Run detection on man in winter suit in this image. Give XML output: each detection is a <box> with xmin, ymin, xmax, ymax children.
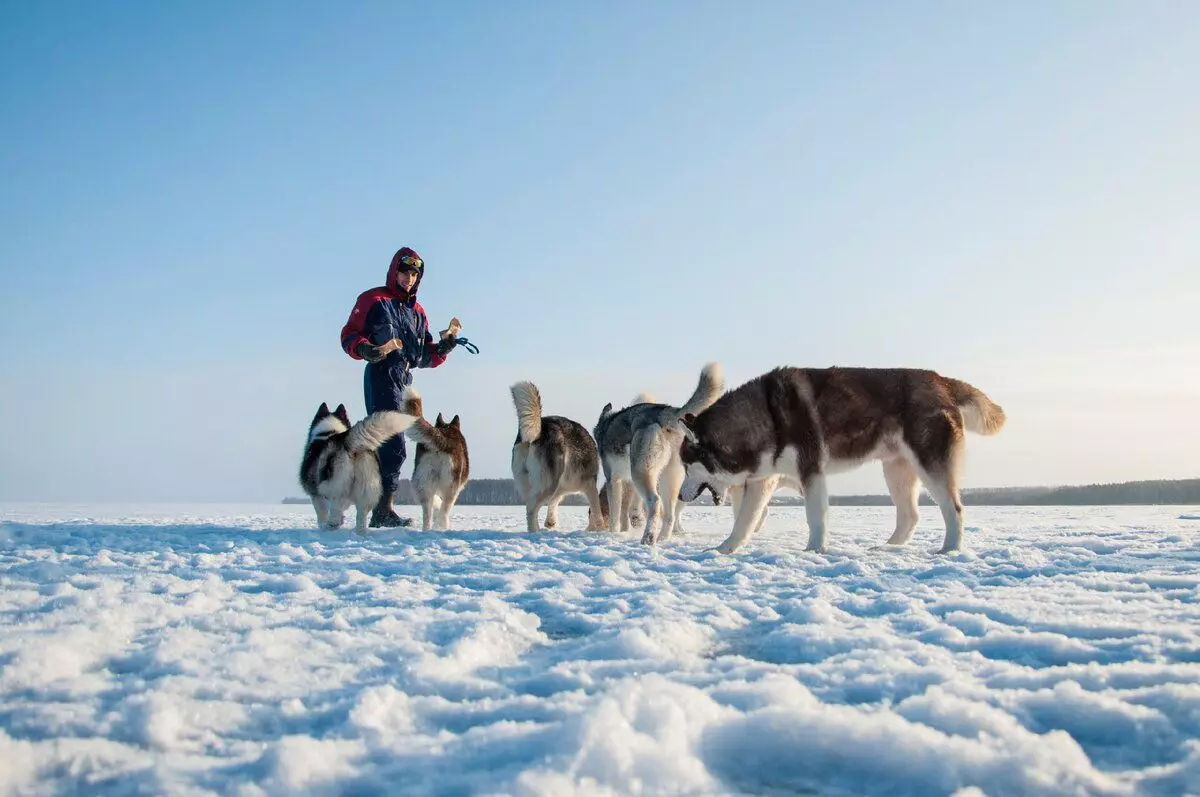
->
<box><xmin>341</xmin><ymin>247</ymin><xmax>456</xmax><ymax>527</ymax></box>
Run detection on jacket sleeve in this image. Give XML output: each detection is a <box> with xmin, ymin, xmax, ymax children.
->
<box><xmin>413</xmin><ymin>303</ymin><xmax>447</xmax><ymax>369</ymax></box>
<box><xmin>340</xmin><ymin>291</ymin><xmax>377</xmax><ymax>359</ymax></box>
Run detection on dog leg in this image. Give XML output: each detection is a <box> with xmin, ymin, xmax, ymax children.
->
<box><xmin>883</xmin><ymin>458</ymin><xmax>921</xmax><ymax>545</ymax></box>
<box><xmin>440</xmin><ymin>488</ymin><xmax>462</xmax><ymax>531</ymax></box>
<box><xmin>433</xmin><ymin>494</ymin><xmax>449</xmax><ymax>531</ymax></box>
<box><xmin>634</xmin><ymin>464</ymin><xmax>664</xmax><ymax>546</ymax></box>
<box><xmin>625</xmin><ymin>488</ymin><xmax>643</xmax><ymax>528</ymax></box>
<box><xmin>802</xmin><ymin>472</ymin><xmax>830</xmax><ymax>553</ymax></box>
<box><xmin>527</xmin><ymin>484</ymin><xmax>559</xmax><ymax>531</ymax></box>
<box><xmin>420</xmin><ymin>494</ymin><xmax>435</xmax><ymax>532</ymax></box>
<box><xmin>607</xmin><ymin>478</ymin><xmax>626</xmax><ymax>535</ymax></box>
<box><xmin>717</xmin><ymin>477</ymin><xmax>773</xmax><ymax>554</ymax></box>
<box><xmin>728</xmin><ymin>483</ymin><xmax>744</xmax><ymax>519</ymax></box>
<box><xmin>750</xmin><ymin>475</ymin><xmax>779</xmax><ymax>538</ymax></box>
<box><xmin>583</xmin><ymin>482</ymin><xmax>606</xmax><ymax>531</ymax></box>
<box><xmin>920</xmin><ymin>468</ymin><xmax>965</xmax><ymax>553</ymax></box>
<box><xmin>544</xmin><ymin>496</ymin><xmax>561</xmax><ymax>529</ymax></box>
<box><xmin>352</xmin><ymin>499</ymin><xmax>371</xmax><ymax>534</ymax></box>
<box><xmin>637</xmin><ymin>474</ymin><xmax>661</xmax><ymax>546</ymax></box>
<box><xmin>659</xmin><ymin>459</ymin><xmax>686</xmax><ymax>541</ymax></box>
<box><xmin>525</xmin><ymin>499</ymin><xmax>541</xmax><ymax>532</ymax></box>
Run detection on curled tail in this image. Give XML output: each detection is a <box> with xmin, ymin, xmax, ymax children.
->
<box><xmin>401</xmin><ymin>386</ymin><xmax>451</xmax><ymax>451</ymax></box>
<box><xmin>674</xmin><ymin>362</ymin><xmax>724</xmax><ymax>421</ymax></box>
<box><xmin>510</xmin><ymin>381</ymin><xmax>543</xmax><ymax>444</ymax></box>
<box><xmin>946</xmin><ymin>377</ymin><xmax>1006</xmax><ymax>436</ymax></box>
<box><xmin>347</xmin><ymin>410</ymin><xmax>417</xmax><ymax>454</ymax></box>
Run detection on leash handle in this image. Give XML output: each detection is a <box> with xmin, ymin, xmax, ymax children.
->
<box><xmin>452</xmin><ymin>336</ymin><xmax>480</xmax><ymax>354</ymax></box>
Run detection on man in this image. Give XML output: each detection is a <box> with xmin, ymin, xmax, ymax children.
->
<box><xmin>340</xmin><ymin>246</ymin><xmax>456</xmax><ymax>527</ymax></box>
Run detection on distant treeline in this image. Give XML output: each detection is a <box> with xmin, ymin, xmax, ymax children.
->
<box><xmin>284</xmin><ymin>477</ymin><xmax>1200</xmax><ymax>506</ymax></box>
<box><xmin>745</xmin><ymin>478</ymin><xmax>1200</xmax><ymax>506</ymax></box>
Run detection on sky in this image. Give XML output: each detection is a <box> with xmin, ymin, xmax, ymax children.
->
<box><xmin>1</xmin><ymin>1</ymin><xmax>1197</xmax><ymax>502</ymax></box>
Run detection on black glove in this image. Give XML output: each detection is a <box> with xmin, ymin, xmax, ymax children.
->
<box><xmin>435</xmin><ymin>336</ymin><xmax>457</xmax><ymax>356</ymax></box>
<box><xmin>356</xmin><ymin>342</ymin><xmax>386</xmax><ymax>364</ymax></box>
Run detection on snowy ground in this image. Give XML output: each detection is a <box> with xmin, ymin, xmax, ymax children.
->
<box><xmin>2</xmin><ymin>503</ymin><xmax>1199</xmax><ymax>797</ymax></box>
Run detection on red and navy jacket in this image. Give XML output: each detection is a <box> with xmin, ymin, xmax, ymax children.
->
<box><xmin>340</xmin><ymin>252</ymin><xmax>447</xmax><ymax>382</ymax></box>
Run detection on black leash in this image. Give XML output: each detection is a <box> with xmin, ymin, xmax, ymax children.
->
<box><xmin>452</xmin><ymin>337</ymin><xmax>480</xmax><ymax>354</ymax></box>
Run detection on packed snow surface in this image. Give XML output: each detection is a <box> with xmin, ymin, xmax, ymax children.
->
<box><xmin>2</xmin><ymin>502</ymin><xmax>1199</xmax><ymax>796</ymax></box>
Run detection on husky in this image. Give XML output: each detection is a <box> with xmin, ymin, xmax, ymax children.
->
<box><xmin>677</xmin><ymin>367</ymin><xmax>1006</xmax><ymax>555</ymax></box>
<box><xmin>400</xmin><ymin>387</ymin><xmax>469</xmax><ymax>531</ymax></box>
<box><xmin>299</xmin><ymin>403</ymin><xmax>417</xmax><ymax>533</ymax></box>
<box><xmin>596</xmin><ymin>391</ymin><xmax>656</xmax><ymax>530</ymax></box>
<box><xmin>510</xmin><ymin>381</ymin><xmax>608</xmax><ymax>532</ymax></box>
<box><xmin>594</xmin><ymin>363</ymin><xmax>724</xmax><ymax>545</ymax></box>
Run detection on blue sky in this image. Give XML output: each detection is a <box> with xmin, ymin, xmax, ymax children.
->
<box><xmin>1</xmin><ymin>1</ymin><xmax>1197</xmax><ymax>501</ymax></box>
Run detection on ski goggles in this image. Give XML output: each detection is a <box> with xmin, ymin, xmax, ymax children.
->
<box><xmin>397</xmin><ymin>255</ymin><xmax>423</xmax><ymax>272</ymax></box>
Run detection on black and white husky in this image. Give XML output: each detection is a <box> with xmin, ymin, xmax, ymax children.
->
<box><xmin>510</xmin><ymin>381</ymin><xmax>607</xmax><ymax>532</ymax></box>
<box><xmin>299</xmin><ymin>403</ymin><xmax>417</xmax><ymax>533</ymax></box>
<box><xmin>594</xmin><ymin>362</ymin><xmax>724</xmax><ymax>545</ymax></box>
<box><xmin>400</xmin><ymin>386</ymin><xmax>470</xmax><ymax>531</ymax></box>
<box><xmin>678</xmin><ymin>366</ymin><xmax>1006</xmax><ymax>554</ymax></box>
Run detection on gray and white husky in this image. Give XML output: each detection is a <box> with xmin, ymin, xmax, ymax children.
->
<box><xmin>678</xmin><ymin>366</ymin><xmax>1006</xmax><ymax>554</ymax></box>
<box><xmin>598</xmin><ymin>392</ymin><xmax>656</xmax><ymax>531</ymax></box>
<box><xmin>594</xmin><ymin>362</ymin><xmax>724</xmax><ymax>545</ymax></box>
<box><xmin>510</xmin><ymin>381</ymin><xmax>608</xmax><ymax>532</ymax></box>
<box><xmin>299</xmin><ymin>403</ymin><xmax>417</xmax><ymax>533</ymax></box>
<box><xmin>401</xmin><ymin>386</ymin><xmax>469</xmax><ymax>531</ymax></box>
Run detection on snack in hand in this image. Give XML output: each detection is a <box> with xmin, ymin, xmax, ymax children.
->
<box><xmin>376</xmin><ymin>338</ymin><xmax>404</xmax><ymax>356</ymax></box>
<box><xmin>440</xmin><ymin>317</ymin><xmax>462</xmax><ymax>340</ymax></box>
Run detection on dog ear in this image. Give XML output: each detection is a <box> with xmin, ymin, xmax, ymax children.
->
<box><xmin>450</xmin><ymin>414</ymin><xmax>460</xmax><ymax>427</ymax></box>
<box><xmin>317</xmin><ymin>402</ymin><xmax>329</xmax><ymax>415</ymax></box>
<box><xmin>435</xmin><ymin>412</ymin><xmax>445</xmax><ymax>426</ymax></box>
<box><xmin>334</xmin><ymin>404</ymin><xmax>350</xmax><ymax>424</ymax></box>
<box><xmin>682</xmin><ymin>413</ymin><xmax>697</xmax><ymax>429</ymax></box>
<box><xmin>679</xmin><ymin>423</ymin><xmax>699</xmax><ymax>445</ymax></box>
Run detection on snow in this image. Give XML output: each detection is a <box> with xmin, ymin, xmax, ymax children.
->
<box><xmin>1</xmin><ymin>502</ymin><xmax>1199</xmax><ymax>796</ymax></box>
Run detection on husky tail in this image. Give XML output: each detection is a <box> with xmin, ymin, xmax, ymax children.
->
<box><xmin>510</xmin><ymin>381</ymin><xmax>543</xmax><ymax>444</ymax></box>
<box><xmin>400</xmin><ymin>386</ymin><xmax>451</xmax><ymax>451</ymax></box>
<box><xmin>347</xmin><ymin>410</ymin><xmax>417</xmax><ymax>454</ymax></box>
<box><xmin>674</xmin><ymin>362</ymin><xmax>724</xmax><ymax>421</ymax></box>
<box><xmin>946</xmin><ymin>377</ymin><xmax>1006</xmax><ymax>436</ymax></box>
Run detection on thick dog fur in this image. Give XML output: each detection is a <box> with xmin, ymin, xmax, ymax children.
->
<box><xmin>594</xmin><ymin>362</ymin><xmax>724</xmax><ymax>545</ymax></box>
<box><xmin>401</xmin><ymin>387</ymin><xmax>469</xmax><ymax>531</ymax></box>
<box><xmin>678</xmin><ymin>367</ymin><xmax>1006</xmax><ymax>554</ymax></box>
<box><xmin>510</xmin><ymin>381</ymin><xmax>607</xmax><ymax>532</ymax></box>
<box><xmin>597</xmin><ymin>391</ymin><xmax>656</xmax><ymax>530</ymax></box>
<box><xmin>299</xmin><ymin>402</ymin><xmax>417</xmax><ymax>533</ymax></box>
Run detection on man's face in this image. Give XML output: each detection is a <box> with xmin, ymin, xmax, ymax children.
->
<box><xmin>396</xmin><ymin>267</ymin><xmax>419</xmax><ymax>291</ymax></box>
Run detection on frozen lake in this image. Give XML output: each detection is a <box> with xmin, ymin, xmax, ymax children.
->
<box><xmin>2</xmin><ymin>502</ymin><xmax>1199</xmax><ymax>796</ymax></box>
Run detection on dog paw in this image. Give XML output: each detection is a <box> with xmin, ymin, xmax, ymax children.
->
<box><xmin>804</xmin><ymin>545</ymin><xmax>828</xmax><ymax>554</ymax></box>
<box><xmin>715</xmin><ymin>542</ymin><xmax>739</xmax><ymax>555</ymax></box>
<box><xmin>640</xmin><ymin>531</ymin><xmax>657</xmax><ymax>546</ymax></box>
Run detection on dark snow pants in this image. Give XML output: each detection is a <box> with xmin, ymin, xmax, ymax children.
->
<box><xmin>364</xmin><ymin>363</ymin><xmax>411</xmax><ymax>497</ymax></box>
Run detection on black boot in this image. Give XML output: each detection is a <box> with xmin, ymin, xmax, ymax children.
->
<box><xmin>369</xmin><ymin>494</ymin><xmax>412</xmax><ymax>528</ymax></box>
